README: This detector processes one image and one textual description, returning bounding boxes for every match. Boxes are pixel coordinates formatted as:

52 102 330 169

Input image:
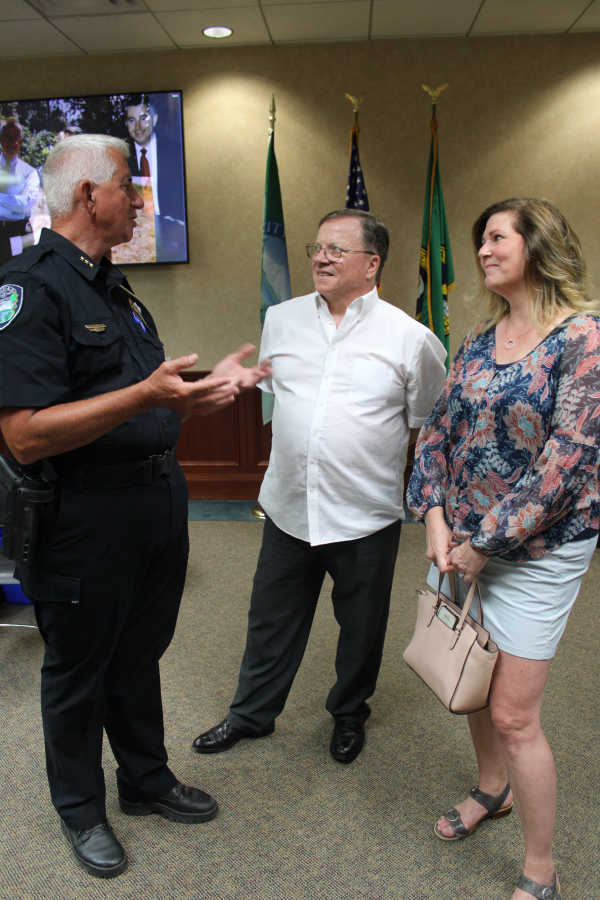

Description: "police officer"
0 134 270 878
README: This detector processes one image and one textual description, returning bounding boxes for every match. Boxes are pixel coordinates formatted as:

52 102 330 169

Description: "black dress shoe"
119 781 218 823
330 719 365 764
60 819 127 878
192 717 275 754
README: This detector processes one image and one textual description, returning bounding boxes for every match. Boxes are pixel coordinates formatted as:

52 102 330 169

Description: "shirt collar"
38 227 127 285
0 154 15 170
315 285 380 321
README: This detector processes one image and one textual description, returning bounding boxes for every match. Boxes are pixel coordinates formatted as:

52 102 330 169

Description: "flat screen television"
0 90 188 266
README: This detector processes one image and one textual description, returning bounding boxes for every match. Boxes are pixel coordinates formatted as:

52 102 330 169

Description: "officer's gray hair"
43 134 130 219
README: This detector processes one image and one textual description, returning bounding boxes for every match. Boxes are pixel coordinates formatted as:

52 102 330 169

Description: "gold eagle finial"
345 93 366 114
422 84 448 104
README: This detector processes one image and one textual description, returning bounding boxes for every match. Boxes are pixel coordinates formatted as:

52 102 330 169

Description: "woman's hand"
447 540 488 584
424 507 457 573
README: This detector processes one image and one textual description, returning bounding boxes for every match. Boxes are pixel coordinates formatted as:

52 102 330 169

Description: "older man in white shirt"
0 120 40 265
193 209 447 763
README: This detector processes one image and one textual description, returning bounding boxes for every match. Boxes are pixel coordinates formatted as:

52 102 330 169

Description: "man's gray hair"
43 134 130 219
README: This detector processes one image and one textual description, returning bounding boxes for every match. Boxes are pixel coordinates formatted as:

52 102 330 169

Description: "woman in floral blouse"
407 198 600 900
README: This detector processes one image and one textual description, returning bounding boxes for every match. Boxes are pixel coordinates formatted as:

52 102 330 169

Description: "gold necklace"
503 317 534 350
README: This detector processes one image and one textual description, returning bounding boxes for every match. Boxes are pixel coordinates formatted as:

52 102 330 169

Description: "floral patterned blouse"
406 314 600 561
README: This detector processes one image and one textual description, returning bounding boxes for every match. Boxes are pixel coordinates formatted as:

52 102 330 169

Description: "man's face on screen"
0 124 23 161
125 105 157 148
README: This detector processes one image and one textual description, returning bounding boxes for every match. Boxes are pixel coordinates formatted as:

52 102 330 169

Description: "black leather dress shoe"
119 781 218 823
60 819 127 878
330 719 365 764
192 717 275 754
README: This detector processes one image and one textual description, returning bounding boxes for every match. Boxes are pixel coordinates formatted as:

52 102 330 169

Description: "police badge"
0 284 24 330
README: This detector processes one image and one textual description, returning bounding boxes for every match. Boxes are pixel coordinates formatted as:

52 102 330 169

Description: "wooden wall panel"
177 373 271 499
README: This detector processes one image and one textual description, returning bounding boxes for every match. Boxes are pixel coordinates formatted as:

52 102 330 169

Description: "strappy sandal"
517 871 561 899
433 782 513 841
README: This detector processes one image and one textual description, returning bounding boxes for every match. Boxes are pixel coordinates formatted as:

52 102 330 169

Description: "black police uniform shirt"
0 228 180 467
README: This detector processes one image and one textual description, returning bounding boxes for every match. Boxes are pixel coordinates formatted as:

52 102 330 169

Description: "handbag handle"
436 572 483 633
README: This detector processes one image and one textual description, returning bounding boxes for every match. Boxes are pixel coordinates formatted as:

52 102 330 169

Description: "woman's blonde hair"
471 197 600 334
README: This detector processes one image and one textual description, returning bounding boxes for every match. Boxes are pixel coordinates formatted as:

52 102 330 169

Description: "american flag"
345 125 369 211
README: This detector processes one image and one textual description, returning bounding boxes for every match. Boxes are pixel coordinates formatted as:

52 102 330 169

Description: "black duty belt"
55 449 175 492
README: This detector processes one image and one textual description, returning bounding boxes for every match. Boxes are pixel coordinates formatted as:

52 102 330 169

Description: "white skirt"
426 536 597 660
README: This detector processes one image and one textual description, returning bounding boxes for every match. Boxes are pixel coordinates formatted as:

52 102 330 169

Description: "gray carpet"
0 523 598 900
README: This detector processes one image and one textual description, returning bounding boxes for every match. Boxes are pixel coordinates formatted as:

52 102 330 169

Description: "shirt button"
326 374 332 379
162 419 167 426
332 346 337 351
309 487 314 492
310 458 315 464
319 402 324 407
313 430 318 435
124 335 130 341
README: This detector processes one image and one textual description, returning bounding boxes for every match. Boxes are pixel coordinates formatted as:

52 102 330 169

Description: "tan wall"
1 33 600 365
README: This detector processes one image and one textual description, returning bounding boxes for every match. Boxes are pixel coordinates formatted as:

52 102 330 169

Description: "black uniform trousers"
228 515 402 731
20 465 189 831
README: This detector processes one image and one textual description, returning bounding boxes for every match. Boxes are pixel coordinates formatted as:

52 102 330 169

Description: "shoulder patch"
0 283 24 330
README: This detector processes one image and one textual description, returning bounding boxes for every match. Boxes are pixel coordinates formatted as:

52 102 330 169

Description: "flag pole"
254 95 276 522
255 92 292 519
269 92 275 135
416 84 454 369
421 85 446 334
344 93 370 212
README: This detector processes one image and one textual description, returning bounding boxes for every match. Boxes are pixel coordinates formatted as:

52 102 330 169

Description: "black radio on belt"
0 454 56 566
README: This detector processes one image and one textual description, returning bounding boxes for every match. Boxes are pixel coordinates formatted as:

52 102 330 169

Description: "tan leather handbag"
403 574 498 714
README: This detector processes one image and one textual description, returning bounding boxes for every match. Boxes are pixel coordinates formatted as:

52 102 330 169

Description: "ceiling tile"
264 1 370 42
30 0 146 14
0 19 83 57
145 0 257 10
0 0 43 20
55 12 176 52
155 7 270 46
371 0 481 38
472 0 591 35
570 0 600 31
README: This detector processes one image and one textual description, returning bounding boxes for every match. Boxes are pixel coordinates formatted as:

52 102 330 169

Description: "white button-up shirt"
0 154 40 221
258 288 447 546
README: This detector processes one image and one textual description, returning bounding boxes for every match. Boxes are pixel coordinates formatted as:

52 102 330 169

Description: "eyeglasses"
305 243 376 262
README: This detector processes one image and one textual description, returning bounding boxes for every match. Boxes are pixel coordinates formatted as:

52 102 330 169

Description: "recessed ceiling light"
203 26 233 39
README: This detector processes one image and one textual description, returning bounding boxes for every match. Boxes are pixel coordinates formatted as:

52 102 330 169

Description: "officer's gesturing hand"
210 343 272 391
0 345 271 465
144 346 271 419
144 354 239 418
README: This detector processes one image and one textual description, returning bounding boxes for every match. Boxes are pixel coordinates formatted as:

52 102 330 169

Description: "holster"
0 454 56 567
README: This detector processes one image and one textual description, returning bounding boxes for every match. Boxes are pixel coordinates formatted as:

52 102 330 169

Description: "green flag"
416 118 454 369
260 128 291 424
